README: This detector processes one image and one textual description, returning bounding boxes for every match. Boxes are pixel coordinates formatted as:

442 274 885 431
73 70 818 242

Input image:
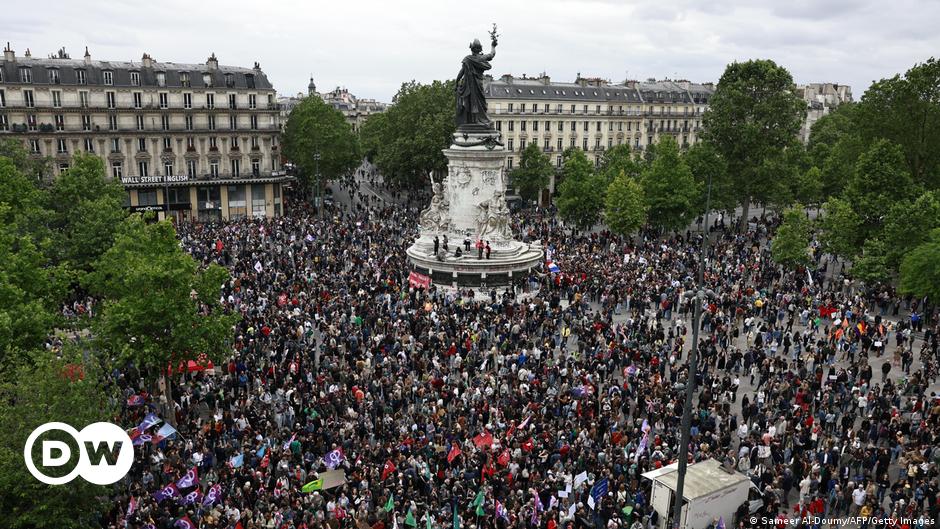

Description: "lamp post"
313 152 321 218
671 169 713 529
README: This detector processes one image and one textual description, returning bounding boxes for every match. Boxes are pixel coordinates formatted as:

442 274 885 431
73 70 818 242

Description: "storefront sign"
121 175 191 185
130 204 167 212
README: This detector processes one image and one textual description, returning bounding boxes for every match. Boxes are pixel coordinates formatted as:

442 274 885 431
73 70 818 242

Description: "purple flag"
282 432 297 451
323 448 345 470
203 483 222 506
138 413 162 432
132 434 153 446
174 515 196 529
176 467 199 489
152 483 179 503
181 490 204 505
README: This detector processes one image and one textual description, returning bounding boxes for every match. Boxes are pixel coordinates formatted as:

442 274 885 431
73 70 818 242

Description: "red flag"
521 438 534 452
382 459 396 480
447 444 462 463
497 449 510 467
260 454 270 468
473 431 494 450
235 522 244 529
506 421 516 441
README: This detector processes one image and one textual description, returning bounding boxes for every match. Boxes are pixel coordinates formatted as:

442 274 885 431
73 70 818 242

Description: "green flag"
405 509 417 527
472 490 484 507
385 494 395 512
426 512 433 529
475 504 485 517
453 504 459 529
301 479 323 493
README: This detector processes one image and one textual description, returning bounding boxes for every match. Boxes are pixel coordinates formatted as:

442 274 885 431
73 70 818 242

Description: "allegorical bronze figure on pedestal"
455 24 499 131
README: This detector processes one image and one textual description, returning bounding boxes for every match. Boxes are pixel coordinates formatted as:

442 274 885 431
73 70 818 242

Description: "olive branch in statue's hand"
489 23 499 46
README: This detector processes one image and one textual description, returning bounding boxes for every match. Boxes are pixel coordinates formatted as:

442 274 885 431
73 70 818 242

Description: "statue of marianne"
455 28 498 130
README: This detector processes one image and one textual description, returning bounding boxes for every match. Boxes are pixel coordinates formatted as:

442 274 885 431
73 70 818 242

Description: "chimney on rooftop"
4 42 14 62
540 72 551 85
500 74 513 84
206 53 218 70
84 46 91 64
24 48 31 58
142 53 153 69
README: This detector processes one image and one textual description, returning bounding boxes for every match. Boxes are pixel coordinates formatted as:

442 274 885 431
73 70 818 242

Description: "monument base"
406 238 543 288
408 129 543 288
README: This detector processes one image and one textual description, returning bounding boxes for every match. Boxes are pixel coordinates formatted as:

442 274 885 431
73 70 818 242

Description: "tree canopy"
360 80 456 189
86 216 238 377
556 148 606 230
702 59 806 226
771 205 812 269
283 95 360 191
604 171 646 236
510 143 553 202
641 136 699 232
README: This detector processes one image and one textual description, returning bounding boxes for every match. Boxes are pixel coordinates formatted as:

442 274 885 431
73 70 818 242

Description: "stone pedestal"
407 130 543 287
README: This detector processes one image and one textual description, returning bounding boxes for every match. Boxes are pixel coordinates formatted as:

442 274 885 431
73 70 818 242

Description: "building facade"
796 82 852 143
486 74 714 200
0 44 292 221
277 77 387 134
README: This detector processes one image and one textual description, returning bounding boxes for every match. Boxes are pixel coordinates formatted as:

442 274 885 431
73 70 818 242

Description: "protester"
109 174 940 529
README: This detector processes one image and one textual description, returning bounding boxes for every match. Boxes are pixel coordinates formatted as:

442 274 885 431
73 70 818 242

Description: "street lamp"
313 152 321 218
671 169 714 529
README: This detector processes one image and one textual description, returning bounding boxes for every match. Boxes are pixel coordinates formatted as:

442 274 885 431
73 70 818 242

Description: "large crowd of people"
107 174 940 529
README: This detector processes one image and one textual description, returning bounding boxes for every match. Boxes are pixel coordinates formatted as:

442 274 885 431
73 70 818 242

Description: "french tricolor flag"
546 261 560 273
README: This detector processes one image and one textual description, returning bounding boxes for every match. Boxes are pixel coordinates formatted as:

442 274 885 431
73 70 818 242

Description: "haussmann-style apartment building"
487 73 714 202
0 44 293 222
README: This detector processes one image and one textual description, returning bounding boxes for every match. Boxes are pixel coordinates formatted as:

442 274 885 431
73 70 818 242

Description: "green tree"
640 136 700 232
510 143 553 202
359 111 388 162
86 216 238 377
684 141 734 214
556 148 605 230
604 171 646 236
793 166 825 208
702 59 806 228
880 190 940 270
855 58 940 189
599 144 643 184
818 197 862 260
0 348 115 529
852 238 890 285
0 205 67 370
771 205 812 269
819 132 865 200
363 80 455 189
283 95 360 194
899 228 940 302
0 138 52 181
47 154 127 272
844 139 917 240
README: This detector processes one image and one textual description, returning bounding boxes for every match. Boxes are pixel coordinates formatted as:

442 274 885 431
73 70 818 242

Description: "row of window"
0 111 268 132
0 88 267 110
6 68 255 89
115 158 265 179
498 102 704 116
27 135 271 156
495 119 700 133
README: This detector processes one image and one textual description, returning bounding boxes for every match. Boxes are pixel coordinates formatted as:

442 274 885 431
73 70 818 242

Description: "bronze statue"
455 25 498 130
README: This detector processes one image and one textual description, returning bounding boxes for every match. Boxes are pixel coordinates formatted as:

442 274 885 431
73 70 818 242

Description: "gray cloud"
2 0 937 102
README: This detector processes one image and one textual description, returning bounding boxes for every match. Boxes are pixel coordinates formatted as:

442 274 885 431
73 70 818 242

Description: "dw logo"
24 422 134 485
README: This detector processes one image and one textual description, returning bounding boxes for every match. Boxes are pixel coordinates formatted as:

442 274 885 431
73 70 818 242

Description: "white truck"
643 458 761 529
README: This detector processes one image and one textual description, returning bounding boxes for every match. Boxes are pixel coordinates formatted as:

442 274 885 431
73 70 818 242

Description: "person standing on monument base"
476 238 484 259
433 235 440 255
485 241 491 259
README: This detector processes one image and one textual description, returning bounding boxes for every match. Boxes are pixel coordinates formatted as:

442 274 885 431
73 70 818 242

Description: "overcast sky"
3 0 938 102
